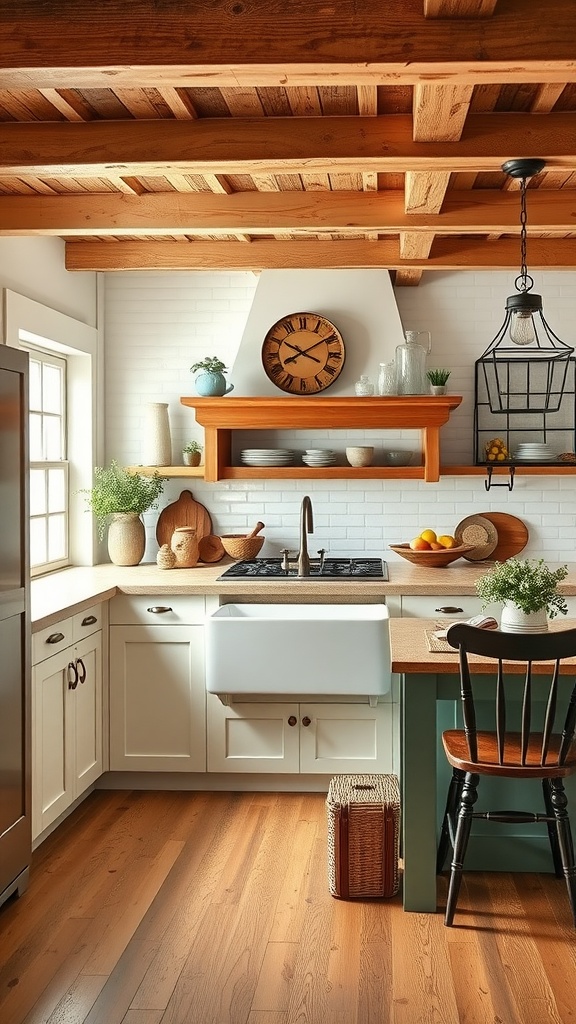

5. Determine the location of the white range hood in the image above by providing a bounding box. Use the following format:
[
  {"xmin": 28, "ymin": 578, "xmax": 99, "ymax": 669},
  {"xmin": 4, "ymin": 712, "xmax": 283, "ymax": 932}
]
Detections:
[{"xmin": 230, "ymin": 269, "xmax": 406, "ymax": 396}]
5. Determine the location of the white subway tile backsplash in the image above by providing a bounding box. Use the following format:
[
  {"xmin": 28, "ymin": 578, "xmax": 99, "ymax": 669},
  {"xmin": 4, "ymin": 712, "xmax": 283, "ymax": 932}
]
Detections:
[{"xmin": 105, "ymin": 269, "xmax": 576, "ymax": 560}]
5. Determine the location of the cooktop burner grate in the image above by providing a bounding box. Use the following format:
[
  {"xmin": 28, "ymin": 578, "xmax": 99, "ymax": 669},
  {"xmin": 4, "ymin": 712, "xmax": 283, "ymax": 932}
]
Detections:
[{"xmin": 217, "ymin": 557, "xmax": 389, "ymax": 581}]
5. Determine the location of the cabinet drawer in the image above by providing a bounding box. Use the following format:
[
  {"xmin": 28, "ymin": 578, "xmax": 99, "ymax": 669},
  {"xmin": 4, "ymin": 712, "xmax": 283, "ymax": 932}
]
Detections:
[
  {"xmin": 401, "ymin": 595, "xmax": 482, "ymax": 619},
  {"xmin": 32, "ymin": 616, "xmax": 74, "ymax": 664},
  {"xmin": 109, "ymin": 594, "xmax": 205, "ymax": 625},
  {"xmin": 73, "ymin": 603, "xmax": 104, "ymax": 640}
]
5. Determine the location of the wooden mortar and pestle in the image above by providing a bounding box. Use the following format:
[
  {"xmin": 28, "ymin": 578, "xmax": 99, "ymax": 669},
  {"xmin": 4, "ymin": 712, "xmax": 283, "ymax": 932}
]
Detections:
[{"xmin": 220, "ymin": 521, "xmax": 265, "ymax": 559}]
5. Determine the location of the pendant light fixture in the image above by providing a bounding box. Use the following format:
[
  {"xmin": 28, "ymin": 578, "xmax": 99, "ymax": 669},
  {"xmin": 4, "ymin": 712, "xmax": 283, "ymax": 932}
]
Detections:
[{"xmin": 474, "ymin": 158, "xmax": 576, "ymax": 484}]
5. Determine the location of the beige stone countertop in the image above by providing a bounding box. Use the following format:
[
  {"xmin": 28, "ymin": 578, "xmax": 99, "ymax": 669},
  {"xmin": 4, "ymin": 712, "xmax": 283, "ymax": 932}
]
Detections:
[
  {"xmin": 389, "ymin": 616, "xmax": 576, "ymax": 674},
  {"xmin": 30, "ymin": 559, "xmax": 576, "ymax": 632}
]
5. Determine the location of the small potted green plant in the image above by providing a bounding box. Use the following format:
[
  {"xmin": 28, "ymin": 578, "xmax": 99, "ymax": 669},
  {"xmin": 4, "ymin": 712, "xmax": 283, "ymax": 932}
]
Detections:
[
  {"xmin": 190, "ymin": 356, "xmax": 234, "ymax": 397},
  {"xmin": 82, "ymin": 460, "xmax": 165, "ymax": 565},
  {"xmin": 426, "ymin": 368, "xmax": 451, "ymax": 395},
  {"xmin": 476, "ymin": 557, "xmax": 568, "ymax": 633},
  {"xmin": 182, "ymin": 439, "xmax": 203, "ymax": 467}
]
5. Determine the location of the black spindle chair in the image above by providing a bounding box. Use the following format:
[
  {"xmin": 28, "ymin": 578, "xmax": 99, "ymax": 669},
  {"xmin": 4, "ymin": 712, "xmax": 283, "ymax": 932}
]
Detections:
[{"xmin": 436, "ymin": 623, "xmax": 576, "ymax": 927}]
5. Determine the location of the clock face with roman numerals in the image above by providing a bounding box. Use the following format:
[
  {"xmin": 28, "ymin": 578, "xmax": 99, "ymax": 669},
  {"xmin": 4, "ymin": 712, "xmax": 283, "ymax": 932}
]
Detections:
[{"xmin": 261, "ymin": 312, "xmax": 346, "ymax": 395}]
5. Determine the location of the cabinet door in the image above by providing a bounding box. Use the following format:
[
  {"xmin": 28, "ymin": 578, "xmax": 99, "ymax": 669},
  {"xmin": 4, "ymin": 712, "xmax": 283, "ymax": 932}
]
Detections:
[
  {"xmin": 299, "ymin": 702, "xmax": 395, "ymax": 774},
  {"xmin": 109, "ymin": 625, "xmax": 206, "ymax": 772},
  {"xmin": 32, "ymin": 648, "xmax": 74, "ymax": 837},
  {"xmin": 207, "ymin": 697, "xmax": 300, "ymax": 773},
  {"xmin": 73, "ymin": 633, "xmax": 103, "ymax": 795}
]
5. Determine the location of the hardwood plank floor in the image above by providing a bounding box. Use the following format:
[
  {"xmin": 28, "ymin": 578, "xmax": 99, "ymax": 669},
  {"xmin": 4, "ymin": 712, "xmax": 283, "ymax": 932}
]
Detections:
[{"xmin": 1, "ymin": 790, "xmax": 575, "ymax": 1024}]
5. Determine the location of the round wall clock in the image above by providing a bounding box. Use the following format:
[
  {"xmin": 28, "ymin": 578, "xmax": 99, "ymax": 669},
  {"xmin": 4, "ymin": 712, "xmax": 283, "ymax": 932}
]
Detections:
[{"xmin": 261, "ymin": 312, "xmax": 346, "ymax": 395}]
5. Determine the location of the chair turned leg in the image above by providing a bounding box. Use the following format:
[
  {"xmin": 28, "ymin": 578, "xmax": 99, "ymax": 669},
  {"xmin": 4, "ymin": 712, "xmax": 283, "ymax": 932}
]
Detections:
[
  {"xmin": 542, "ymin": 778, "xmax": 563, "ymax": 878},
  {"xmin": 437, "ymin": 768, "xmax": 465, "ymax": 874},
  {"xmin": 445, "ymin": 772, "xmax": 479, "ymax": 927},
  {"xmin": 549, "ymin": 777, "xmax": 576, "ymax": 928}
]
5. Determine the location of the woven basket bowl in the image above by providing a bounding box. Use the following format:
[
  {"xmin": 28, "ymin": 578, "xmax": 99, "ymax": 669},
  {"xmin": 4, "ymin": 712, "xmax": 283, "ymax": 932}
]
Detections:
[
  {"xmin": 220, "ymin": 534, "xmax": 265, "ymax": 559},
  {"xmin": 389, "ymin": 542, "xmax": 475, "ymax": 567}
]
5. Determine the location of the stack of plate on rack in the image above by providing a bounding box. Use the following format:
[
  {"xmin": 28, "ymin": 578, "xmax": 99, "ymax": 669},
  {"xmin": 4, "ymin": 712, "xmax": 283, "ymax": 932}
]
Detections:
[
  {"xmin": 302, "ymin": 448, "xmax": 337, "ymax": 467},
  {"xmin": 513, "ymin": 442, "xmax": 557, "ymax": 462},
  {"xmin": 240, "ymin": 448, "xmax": 295, "ymax": 466}
]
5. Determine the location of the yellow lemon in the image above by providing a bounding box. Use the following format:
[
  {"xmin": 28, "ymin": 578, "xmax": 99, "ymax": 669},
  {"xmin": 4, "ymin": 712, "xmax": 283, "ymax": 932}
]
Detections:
[
  {"xmin": 419, "ymin": 529, "xmax": 437, "ymax": 544},
  {"xmin": 438, "ymin": 534, "xmax": 457, "ymax": 549}
]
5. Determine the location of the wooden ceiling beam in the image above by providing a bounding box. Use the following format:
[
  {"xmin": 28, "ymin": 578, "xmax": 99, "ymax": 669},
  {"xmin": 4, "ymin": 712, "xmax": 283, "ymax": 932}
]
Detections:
[
  {"xmin": 1, "ymin": 1, "xmax": 575, "ymax": 85},
  {"xmin": 65, "ymin": 236, "xmax": 576, "ymax": 272},
  {"xmin": 1, "ymin": 114, "xmax": 576, "ymax": 177},
  {"xmin": 3, "ymin": 189, "xmax": 576, "ymax": 235}
]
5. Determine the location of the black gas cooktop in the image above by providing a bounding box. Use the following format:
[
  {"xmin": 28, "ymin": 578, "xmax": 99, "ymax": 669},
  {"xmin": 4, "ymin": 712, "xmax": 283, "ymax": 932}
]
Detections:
[{"xmin": 217, "ymin": 556, "xmax": 389, "ymax": 581}]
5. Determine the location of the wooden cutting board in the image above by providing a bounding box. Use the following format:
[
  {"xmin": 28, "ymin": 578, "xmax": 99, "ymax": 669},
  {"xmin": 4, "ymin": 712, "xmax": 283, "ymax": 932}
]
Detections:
[
  {"xmin": 478, "ymin": 511, "xmax": 529, "ymax": 561},
  {"xmin": 156, "ymin": 490, "xmax": 212, "ymax": 548}
]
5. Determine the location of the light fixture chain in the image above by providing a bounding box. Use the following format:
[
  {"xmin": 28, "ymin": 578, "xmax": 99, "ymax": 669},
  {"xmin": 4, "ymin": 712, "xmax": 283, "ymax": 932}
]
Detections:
[{"xmin": 519, "ymin": 176, "xmax": 529, "ymax": 291}]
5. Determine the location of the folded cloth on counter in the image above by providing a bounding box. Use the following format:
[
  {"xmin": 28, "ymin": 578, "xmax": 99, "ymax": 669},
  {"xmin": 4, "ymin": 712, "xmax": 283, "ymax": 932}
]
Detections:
[{"xmin": 432, "ymin": 615, "xmax": 499, "ymax": 642}]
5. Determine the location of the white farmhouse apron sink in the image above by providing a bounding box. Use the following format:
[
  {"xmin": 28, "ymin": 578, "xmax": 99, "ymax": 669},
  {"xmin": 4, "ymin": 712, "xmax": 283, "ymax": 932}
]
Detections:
[{"xmin": 205, "ymin": 603, "xmax": 391, "ymax": 697}]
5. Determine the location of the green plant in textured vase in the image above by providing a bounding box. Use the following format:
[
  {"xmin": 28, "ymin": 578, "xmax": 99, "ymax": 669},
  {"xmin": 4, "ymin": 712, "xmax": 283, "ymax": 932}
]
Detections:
[
  {"xmin": 475, "ymin": 557, "xmax": 569, "ymax": 618},
  {"xmin": 182, "ymin": 440, "xmax": 203, "ymax": 454},
  {"xmin": 190, "ymin": 356, "xmax": 228, "ymax": 374},
  {"xmin": 426, "ymin": 368, "xmax": 451, "ymax": 386},
  {"xmin": 82, "ymin": 460, "xmax": 165, "ymax": 538}
]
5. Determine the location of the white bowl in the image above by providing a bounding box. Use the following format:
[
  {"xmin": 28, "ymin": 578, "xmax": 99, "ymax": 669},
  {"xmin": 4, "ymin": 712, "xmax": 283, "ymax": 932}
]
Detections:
[{"xmin": 346, "ymin": 446, "xmax": 374, "ymax": 467}]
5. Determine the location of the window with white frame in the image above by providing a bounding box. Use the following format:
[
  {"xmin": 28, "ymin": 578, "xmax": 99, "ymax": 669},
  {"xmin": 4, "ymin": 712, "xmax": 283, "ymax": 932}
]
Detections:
[{"xmin": 26, "ymin": 347, "xmax": 70, "ymax": 575}]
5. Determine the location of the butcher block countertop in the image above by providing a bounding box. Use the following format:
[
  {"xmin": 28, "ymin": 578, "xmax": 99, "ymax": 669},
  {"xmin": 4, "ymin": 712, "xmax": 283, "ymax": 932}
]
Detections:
[
  {"xmin": 388, "ymin": 617, "xmax": 576, "ymax": 675},
  {"xmin": 30, "ymin": 559, "xmax": 576, "ymax": 632}
]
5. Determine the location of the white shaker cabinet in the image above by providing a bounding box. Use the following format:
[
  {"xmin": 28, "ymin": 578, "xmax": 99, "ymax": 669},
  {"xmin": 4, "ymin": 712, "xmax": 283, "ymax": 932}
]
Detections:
[
  {"xmin": 32, "ymin": 605, "xmax": 104, "ymax": 839},
  {"xmin": 207, "ymin": 696, "xmax": 396, "ymax": 775},
  {"xmin": 109, "ymin": 595, "xmax": 206, "ymax": 772}
]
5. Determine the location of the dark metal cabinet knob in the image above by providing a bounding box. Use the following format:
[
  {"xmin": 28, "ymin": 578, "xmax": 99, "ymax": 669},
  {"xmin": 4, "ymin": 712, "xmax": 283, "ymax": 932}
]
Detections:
[
  {"xmin": 288, "ymin": 715, "xmax": 298, "ymax": 727},
  {"xmin": 301, "ymin": 716, "xmax": 312, "ymax": 727}
]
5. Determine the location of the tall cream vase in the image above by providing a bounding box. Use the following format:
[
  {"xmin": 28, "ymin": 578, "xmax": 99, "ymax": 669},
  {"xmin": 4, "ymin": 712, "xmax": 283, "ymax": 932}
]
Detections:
[{"xmin": 107, "ymin": 512, "xmax": 146, "ymax": 566}]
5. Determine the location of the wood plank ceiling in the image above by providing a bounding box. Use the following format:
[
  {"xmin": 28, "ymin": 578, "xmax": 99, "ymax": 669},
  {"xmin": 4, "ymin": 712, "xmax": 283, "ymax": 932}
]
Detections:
[{"xmin": 1, "ymin": 0, "xmax": 576, "ymax": 284}]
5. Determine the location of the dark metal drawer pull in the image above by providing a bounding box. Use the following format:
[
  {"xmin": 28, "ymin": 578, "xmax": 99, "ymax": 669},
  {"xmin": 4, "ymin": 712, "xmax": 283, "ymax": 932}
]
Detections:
[
  {"xmin": 147, "ymin": 606, "xmax": 173, "ymax": 614},
  {"xmin": 67, "ymin": 662, "xmax": 78, "ymax": 690},
  {"xmin": 81, "ymin": 614, "xmax": 98, "ymax": 626},
  {"xmin": 435, "ymin": 606, "xmax": 464, "ymax": 614},
  {"xmin": 47, "ymin": 632, "xmax": 65, "ymax": 644}
]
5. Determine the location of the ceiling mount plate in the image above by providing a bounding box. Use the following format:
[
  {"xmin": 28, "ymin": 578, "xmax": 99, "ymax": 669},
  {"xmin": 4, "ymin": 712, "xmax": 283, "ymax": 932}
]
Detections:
[{"xmin": 502, "ymin": 158, "xmax": 546, "ymax": 179}]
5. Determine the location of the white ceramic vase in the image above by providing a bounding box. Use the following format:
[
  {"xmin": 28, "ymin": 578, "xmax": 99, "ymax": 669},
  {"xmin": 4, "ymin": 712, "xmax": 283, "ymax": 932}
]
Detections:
[
  {"xmin": 143, "ymin": 402, "xmax": 172, "ymax": 466},
  {"xmin": 107, "ymin": 513, "xmax": 146, "ymax": 566},
  {"xmin": 500, "ymin": 601, "xmax": 548, "ymax": 634}
]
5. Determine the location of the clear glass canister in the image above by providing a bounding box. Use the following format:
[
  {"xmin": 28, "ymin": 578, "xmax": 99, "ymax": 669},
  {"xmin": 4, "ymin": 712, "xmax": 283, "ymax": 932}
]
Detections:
[
  {"xmin": 395, "ymin": 331, "xmax": 428, "ymax": 395},
  {"xmin": 354, "ymin": 374, "xmax": 374, "ymax": 396},
  {"xmin": 378, "ymin": 361, "xmax": 397, "ymax": 395}
]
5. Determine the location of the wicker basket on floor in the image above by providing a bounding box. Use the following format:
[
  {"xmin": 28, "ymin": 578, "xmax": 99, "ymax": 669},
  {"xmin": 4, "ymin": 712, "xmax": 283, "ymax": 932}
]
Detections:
[{"xmin": 326, "ymin": 774, "xmax": 400, "ymax": 898}]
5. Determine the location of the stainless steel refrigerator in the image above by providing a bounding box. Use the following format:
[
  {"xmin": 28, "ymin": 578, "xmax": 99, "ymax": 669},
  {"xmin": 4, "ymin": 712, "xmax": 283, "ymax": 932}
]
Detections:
[{"xmin": 0, "ymin": 344, "xmax": 31, "ymax": 911}]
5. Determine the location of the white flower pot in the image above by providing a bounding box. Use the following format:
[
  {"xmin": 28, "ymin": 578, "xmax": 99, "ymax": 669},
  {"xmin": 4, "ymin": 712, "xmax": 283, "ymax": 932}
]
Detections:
[{"xmin": 500, "ymin": 601, "xmax": 548, "ymax": 634}]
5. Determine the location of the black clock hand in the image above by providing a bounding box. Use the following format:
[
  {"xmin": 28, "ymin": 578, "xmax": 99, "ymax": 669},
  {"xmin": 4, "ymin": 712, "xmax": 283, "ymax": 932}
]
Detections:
[
  {"xmin": 290, "ymin": 339, "xmax": 327, "ymax": 359},
  {"xmin": 284, "ymin": 342, "xmax": 322, "ymax": 365}
]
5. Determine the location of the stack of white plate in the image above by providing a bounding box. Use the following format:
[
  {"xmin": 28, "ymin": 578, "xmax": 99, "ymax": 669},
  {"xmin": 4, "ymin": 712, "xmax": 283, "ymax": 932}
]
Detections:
[
  {"xmin": 513, "ymin": 442, "xmax": 557, "ymax": 461},
  {"xmin": 241, "ymin": 448, "xmax": 295, "ymax": 466},
  {"xmin": 302, "ymin": 448, "xmax": 337, "ymax": 467}
]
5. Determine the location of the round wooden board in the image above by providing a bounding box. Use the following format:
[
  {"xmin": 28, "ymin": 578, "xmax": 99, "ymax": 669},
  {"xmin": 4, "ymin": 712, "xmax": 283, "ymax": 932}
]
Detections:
[
  {"xmin": 156, "ymin": 490, "xmax": 212, "ymax": 548},
  {"xmin": 198, "ymin": 534, "xmax": 225, "ymax": 563},
  {"xmin": 477, "ymin": 512, "xmax": 529, "ymax": 561}
]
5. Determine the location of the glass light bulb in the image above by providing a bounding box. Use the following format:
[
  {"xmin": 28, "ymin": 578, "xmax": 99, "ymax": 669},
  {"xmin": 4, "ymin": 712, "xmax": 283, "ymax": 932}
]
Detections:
[{"xmin": 509, "ymin": 310, "xmax": 536, "ymax": 346}]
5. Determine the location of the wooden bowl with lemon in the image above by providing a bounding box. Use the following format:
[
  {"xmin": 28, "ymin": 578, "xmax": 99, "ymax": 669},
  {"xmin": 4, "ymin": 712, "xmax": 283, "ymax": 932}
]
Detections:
[{"xmin": 389, "ymin": 529, "xmax": 475, "ymax": 567}]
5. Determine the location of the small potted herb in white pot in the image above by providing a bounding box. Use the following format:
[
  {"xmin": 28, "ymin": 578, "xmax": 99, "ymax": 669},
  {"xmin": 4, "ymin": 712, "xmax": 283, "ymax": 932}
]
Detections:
[
  {"xmin": 426, "ymin": 368, "xmax": 451, "ymax": 396},
  {"xmin": 476, "ymin": 557, "xmax": 568, "ymax": 633},
  {"xmin": 182, "ymin": 440, "xmax": 203, "ymax": 467}
]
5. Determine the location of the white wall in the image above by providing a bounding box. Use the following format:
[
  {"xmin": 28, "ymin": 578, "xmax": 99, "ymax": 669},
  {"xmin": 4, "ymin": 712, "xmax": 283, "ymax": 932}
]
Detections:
[
  {"xmin": 104, "ymin": 268, "xmax": 576, "ymax": 566},
  {"xmin": 0, "ymin": 237, "xmax": 98, "ymax": 328}
]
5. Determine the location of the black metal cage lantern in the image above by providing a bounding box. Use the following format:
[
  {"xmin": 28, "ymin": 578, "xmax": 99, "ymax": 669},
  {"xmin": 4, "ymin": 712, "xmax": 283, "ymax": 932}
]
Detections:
[
  {"xmin": 475, "ymin": 158, "xmax": 574, "ymax": 418},
  {"xmin": 473, "ymin": 159, "xmax": 569, "ymax": 475}
]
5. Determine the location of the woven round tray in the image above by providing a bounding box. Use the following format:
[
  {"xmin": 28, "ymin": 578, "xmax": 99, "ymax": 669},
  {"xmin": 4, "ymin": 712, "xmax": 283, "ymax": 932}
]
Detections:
[{"xmin": 454, "ymin": 514, "xmax": 498, "ymax": 560}]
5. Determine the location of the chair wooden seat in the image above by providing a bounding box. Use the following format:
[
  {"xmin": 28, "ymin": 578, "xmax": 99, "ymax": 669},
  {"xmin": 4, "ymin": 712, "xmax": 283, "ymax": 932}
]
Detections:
[
  {"xmin": 442, "ymin": 730, "xmax": 576, "ymax": 778},
  {"xmin": 437, "ymin": 622, "xmax": 576, "ymax": 928}
]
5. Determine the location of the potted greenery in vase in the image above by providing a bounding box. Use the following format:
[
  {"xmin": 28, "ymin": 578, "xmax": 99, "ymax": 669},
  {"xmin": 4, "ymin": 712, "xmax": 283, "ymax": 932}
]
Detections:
[
  {"xmin": 476, "ymin": 557, "xmax": 568, "ymax": 633},
  {"xmin": 190, "ymin": 356, "xmax": 234, "ymax": 397},
  {"xmin": 82, "ymin": 460, "xmax": 165, "ymax": 565},
  {"xmin": 182, "ymin": 440, "xmax": 203, "ymax": 467},
  {"xmin": 426, "ymin": 368, "xmax": 451, "ymax": 396}
]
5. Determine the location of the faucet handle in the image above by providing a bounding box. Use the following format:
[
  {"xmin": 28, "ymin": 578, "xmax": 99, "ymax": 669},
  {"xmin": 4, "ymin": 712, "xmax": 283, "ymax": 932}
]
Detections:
[
  {"xmin": 317, "ymin": 547, "xmax": 326, "ymax": 572},
  {"xmin": 280, "ymin": 548, "xmax": 291, "ymax": 572}
]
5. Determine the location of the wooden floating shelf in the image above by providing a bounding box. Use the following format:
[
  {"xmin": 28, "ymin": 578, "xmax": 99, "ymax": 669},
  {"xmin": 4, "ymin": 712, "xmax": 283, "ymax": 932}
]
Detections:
[
  {"xmin": 126, "ymin": 465, "xmax": 204, "ymax": 478},
  {"xmin": 180, "ymin": 395, "xmax": 462, "ymax": 483}
]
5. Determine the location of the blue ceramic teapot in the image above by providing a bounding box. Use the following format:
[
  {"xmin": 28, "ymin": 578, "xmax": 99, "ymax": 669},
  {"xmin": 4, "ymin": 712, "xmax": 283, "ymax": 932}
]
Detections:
[{"xmin": 194, "ymin": 370, "xmax": 234, "ymax": 397}]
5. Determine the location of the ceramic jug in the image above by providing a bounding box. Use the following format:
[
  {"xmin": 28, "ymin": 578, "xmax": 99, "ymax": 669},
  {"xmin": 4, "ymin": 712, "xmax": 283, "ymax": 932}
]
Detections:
[
  {"xmin": 194, "ymin": 371, "xmax": 234, "ymax": 397},
  {"xmin": 170, "ymin": 526, "xmax": 199, "ymax": 568}
]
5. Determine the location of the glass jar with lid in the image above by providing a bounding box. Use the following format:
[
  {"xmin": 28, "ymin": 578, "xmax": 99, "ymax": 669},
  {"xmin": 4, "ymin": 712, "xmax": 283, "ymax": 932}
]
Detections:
[
  {"xmin": 395, "ymin": 331, "xmax": 429, "ymax": 395},
  {"xmin": 354, "ymin": 374, "xmax": 375, "ymax": 396}
]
